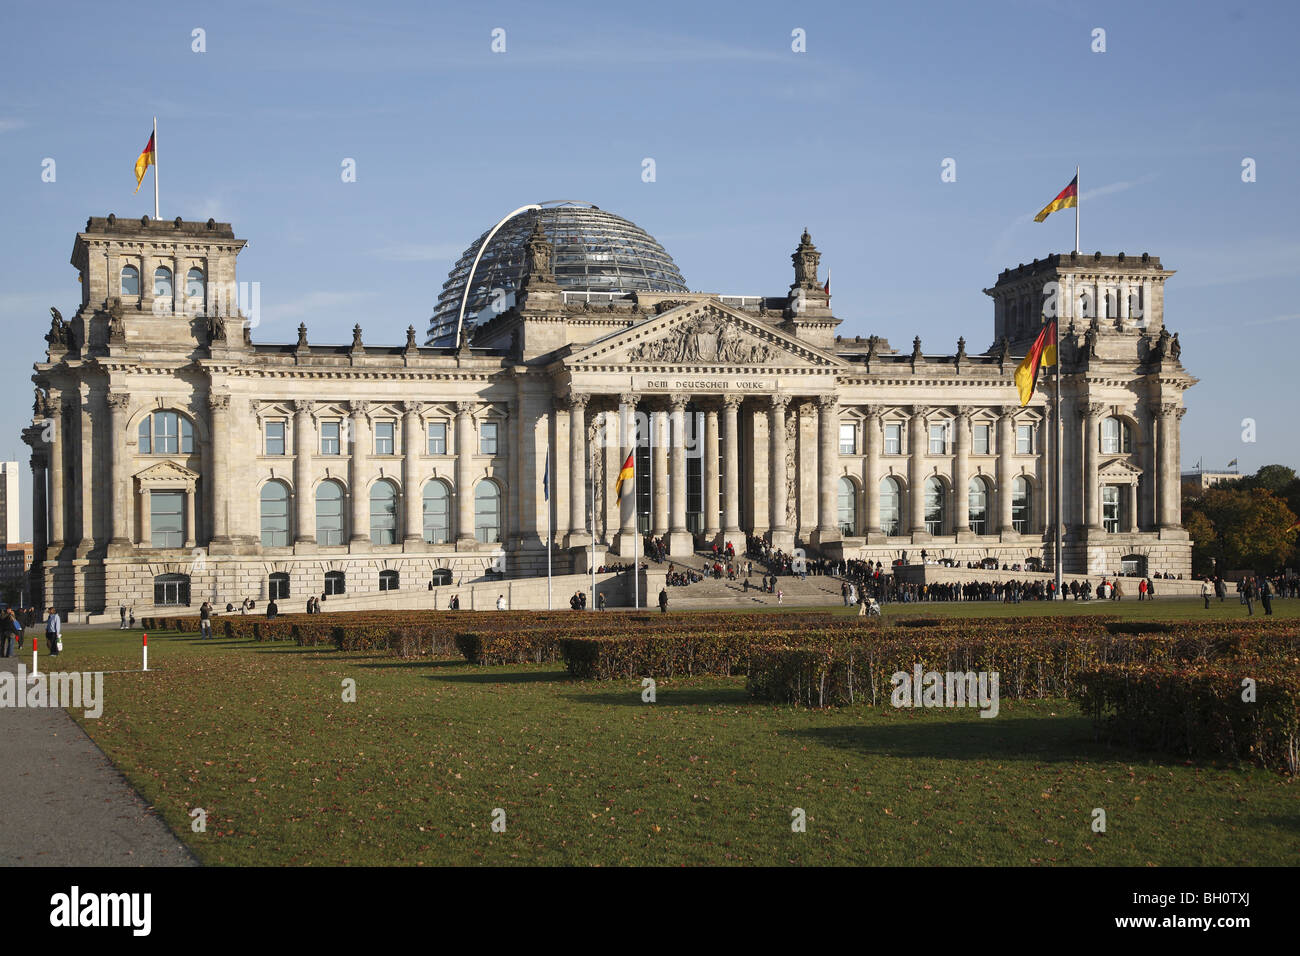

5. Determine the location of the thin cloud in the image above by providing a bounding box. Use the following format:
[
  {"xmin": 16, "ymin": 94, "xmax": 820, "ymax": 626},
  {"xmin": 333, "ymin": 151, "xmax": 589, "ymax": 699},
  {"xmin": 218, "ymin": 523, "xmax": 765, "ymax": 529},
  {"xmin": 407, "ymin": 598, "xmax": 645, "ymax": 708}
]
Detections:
[
  {"xmin": 0, "ymin": 119, "xmax": 26, "ymax": 134},
  {"xmin": 371, "ymin": 243, "xmax": 463, "ymax": 263}
]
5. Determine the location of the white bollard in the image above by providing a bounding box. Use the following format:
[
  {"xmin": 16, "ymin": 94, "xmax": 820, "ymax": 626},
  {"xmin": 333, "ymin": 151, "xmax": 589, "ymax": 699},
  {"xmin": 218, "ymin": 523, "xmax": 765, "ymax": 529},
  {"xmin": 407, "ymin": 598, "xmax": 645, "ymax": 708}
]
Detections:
[
  {"xmin": 31, "ymin": 633, "xmax": 38, "ymax": 680},
  {"xmin": 142, "ymin": 632, "xmax": 148, "ymax": 672}
]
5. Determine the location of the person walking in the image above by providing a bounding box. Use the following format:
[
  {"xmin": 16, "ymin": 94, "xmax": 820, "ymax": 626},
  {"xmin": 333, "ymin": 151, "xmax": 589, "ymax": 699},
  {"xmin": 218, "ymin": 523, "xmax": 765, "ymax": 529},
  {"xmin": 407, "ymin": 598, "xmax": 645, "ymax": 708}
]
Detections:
[
  {"xmin": 658, "ymin": 588, "xmax": 669, "ymax": 613},
  {"xmin": 1112, "ymin": 579, "xmax": 1123, "ymax": 601},
  {"xmin": 119, "ymin": 604, "xmax": 127, "ymax": 629},
  {"xmin": 200, "ymin": 601, "xmax": 213, "ymax": 639},
  {"xmin": 266, "ymin": 598, "xmax": 278, "ymax": 619},
  {"xmin": 1146, "ymin": 578, "xmax": 1156, "ymax": 601},
  {"xmin": 1260, "ymin": 576, "xmax": 1274, "ymax": 616},
  {"xmin": 598, "ymin": 592, "xmax": 607, "ymax": 612},
  {"xmin": 45, "ymin": 606, "xmax": 62, "ymax": 656},
  {"xmin": 0, "ymin": 609, "xmax": 14, "ymax": 658},
  {"xmin": 1137, "ymin": 578, "xmax": 1147, "ymax": 601},
  {"xmin": 128, "ymin": 606, "xmax": 136, "ymax": 628},
  {"xmin": 1201, "ymin": 579, "xmax": 1211, "ymax": 610},
  {"xmin": 496, "ymin": 594, "xmax": 506, "ymax": 611}
]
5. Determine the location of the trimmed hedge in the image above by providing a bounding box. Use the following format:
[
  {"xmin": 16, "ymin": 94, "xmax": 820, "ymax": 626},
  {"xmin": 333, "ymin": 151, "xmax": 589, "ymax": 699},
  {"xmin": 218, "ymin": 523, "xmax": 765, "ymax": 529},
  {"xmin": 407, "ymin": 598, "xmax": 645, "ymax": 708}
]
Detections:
[{"xmin": 1070, "ymin": 660, "xmax": 1300, "ymax": 774}]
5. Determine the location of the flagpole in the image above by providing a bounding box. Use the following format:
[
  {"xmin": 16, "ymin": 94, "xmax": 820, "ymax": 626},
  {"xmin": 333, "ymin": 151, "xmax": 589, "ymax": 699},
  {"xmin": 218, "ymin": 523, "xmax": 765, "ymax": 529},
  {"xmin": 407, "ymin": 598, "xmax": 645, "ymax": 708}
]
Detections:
[
  {"xmin": 589, "ymin": 449, "xmax": 596, "ymax": 611},
  {"xmin": 1074, "ymin": 165, "xmax": 1079, "ymax": 255},
  {"xmin": 1054, "ymin": 317, "xmax": 1063, "ymax": 601},
  {"xmin": 633, "ymin": 439, "xmax": 639, "ymax": 610},
  {"xmin": 546, "ymin": 442, "xmax": 552, "ymax": 611},
  {"xmin": 153, "ymin": 116, "xmax": 159, "ymax": 220}
]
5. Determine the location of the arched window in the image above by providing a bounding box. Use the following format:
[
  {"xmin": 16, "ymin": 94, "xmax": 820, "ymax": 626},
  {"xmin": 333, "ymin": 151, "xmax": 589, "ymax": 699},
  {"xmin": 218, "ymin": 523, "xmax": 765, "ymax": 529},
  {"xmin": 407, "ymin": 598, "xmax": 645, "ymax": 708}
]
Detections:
[
  {"xmin": 837, "ymin": 477, "xmax": 857, "ymax": 535},
  {"xmin": 431, "ymin": 568, "xmax": 452, "ymax": 587},
  {"xmin": 423, "ymin": 479, "xmax": 451, "ymax": 544},
  {"xmin": 924, "ymin": 477, "xmax": 945, "ymax": 535},
  {"xmin": 379, "ymin": 569, "xmax": 400, "ymax": 592},
  {"xmin": 269, "ymin": 572, "xmax": 290, "ymax": 600},
  {"xmin": 1012, "ymin": 477, "xmax": 1032, "ymax": 533},
  {"xmin": 153, "ymin": 573, "xmax": 190, "ymax": 606},
  {"xmin": 474, "ymin": 480, "xmax": 501, "ymax": 544},
  {"xmin": 138, "ymin": 411, "xmax": 194, "ymax": 455},
  {"xmin": 369, "ymin": 479, "xmax": 398, "ymax": 545},
  {"xmin": 315, "ymin": 480, "xmax": 345, "ymax": 545},
  {"xmin": 153, "ymin": 266, "xmax": 173, "ymax": 298},
  {"xmin": 968, "ymin": 476, "xmax": 989, "ymax": 535},
  {"xmin": 1101, "ymin": 417, "xmax": 1132, "ymax": 454},
  {"xmin": 120, "ymin": 264, "xmax": 140, "ymax": 296},
  {"xmin": 185, "ymin": 268, "xmax": 206, "ymax": 299},
  {"xmin": 324, "ymin": 570, "xmax": 346, "ymax": 596},
  {"xmin": 260, "ymin": 480, "xmax": 290, "ymax": 547},
  {"xmin": 879, "ymin": 476, "xmax": 902, "ymax": 536}
]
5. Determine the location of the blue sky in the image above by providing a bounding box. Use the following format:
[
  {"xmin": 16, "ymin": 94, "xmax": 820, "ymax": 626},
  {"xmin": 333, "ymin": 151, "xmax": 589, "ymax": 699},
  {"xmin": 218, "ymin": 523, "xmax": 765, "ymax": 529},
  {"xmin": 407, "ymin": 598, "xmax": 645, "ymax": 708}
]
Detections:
[{"xmin": 1, "ymin": 0, "xmax": 1296, "ymax": 538}]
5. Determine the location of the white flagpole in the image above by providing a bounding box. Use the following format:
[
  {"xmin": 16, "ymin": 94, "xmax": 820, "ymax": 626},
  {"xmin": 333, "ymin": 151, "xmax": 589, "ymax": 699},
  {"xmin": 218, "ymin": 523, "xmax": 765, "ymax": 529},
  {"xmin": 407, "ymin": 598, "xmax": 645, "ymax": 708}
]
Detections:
[
  {"xmin": 546, "ymin": 442, "xmax": 552, "ymax": 611},
  {"xmin": 153, "ymin": 116, "xmax": 159, "ymax": 220},
  {"xmin": 633, "ymin": 443, "xmax": 639, "ymax": 610},
  {"xmin": 1074, "ymin": 164, "xmax": 1079, "ymax": 255}
]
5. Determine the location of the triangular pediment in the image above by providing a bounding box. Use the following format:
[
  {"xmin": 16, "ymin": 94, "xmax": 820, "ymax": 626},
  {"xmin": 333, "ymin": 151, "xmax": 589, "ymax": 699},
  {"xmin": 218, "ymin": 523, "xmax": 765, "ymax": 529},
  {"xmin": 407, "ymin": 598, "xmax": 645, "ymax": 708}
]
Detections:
[
  {"xmin": 135, "ymin": 459, "xmax": 200, "ymax": 484},
  {"xmin": 566, "ymin": 300, "xmax": 845, "ymax": 370},
  {"xmin": 1099, "ymin": 457, "xmax": 1143, "ymax": 478}
]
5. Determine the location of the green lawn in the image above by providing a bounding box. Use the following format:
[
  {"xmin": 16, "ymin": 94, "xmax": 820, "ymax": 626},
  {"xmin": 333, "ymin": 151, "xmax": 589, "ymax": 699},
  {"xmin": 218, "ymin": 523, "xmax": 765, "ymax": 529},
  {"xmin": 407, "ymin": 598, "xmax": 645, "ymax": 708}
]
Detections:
[{"xmin": 53, "ymin": 602, "xmax": 1300, "ymax": 866}]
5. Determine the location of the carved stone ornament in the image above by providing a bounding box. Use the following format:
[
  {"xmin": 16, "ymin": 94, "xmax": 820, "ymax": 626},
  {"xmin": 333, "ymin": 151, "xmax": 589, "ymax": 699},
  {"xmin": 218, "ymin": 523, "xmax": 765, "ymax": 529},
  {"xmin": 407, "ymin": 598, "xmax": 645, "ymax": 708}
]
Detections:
[
  {"xmin": 627, "ymin": 313, "xmax": 776, "ymax": 365},
  {"xmin": 47, "ymin": 307, "xmax": 70, "ymax": 348},
  {"xmin": 206, "ymin": 313, "xmax": 226, "ymax": 343},
  {"xmin": 297, "ymin": 323, "xmax": 309, "ymax": 348},
  {"xmin": 351, "ymin": 324, "xmax": 364, "ymax": 350},
  {"xmin": 107, "ymin": 299, "xmax": 126, "ymax": 343},
  {"xmin": 791, "ymin": 228, "xmax": 821, "ymax": 291},
  {"xmin": 521, "ymin": 217, "xmax": 556, "ymax": 286},
  {"xmin": 406, "ymin": 325, "xmax": 418, "ymax": 350}
]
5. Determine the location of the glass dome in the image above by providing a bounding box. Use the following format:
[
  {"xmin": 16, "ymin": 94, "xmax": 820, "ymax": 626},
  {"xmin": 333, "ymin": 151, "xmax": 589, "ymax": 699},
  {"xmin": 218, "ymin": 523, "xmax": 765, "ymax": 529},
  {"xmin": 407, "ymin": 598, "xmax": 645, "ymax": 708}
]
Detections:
[{"xmin": 427, "ymin": 202, "xmax": 688, "ymax": 346}]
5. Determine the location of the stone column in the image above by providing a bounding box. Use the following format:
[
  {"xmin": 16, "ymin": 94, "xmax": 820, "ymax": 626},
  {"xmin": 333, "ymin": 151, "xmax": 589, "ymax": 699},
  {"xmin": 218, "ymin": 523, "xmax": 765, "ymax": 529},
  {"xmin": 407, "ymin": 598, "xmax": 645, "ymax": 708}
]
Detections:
[
  {"xmin": 293, "ymin": 401, "xmax": 315, "ymax": 546},
  {"xmin": 651, "ymin": 408, "xmax": 669, "ymax": 538},
  {"xmin": 616, "ymin": 393, "xmax": 640, "ymax": 557},
  {"xmin": 184, "ymin": 484, "xmax": 196, "ymax": 549},
  {"xmin": 348, "ymin": 400, "xmax": 370, "ymax": 547},
  {"xmin": 208, "ymin": 392, "xmax": 231, "ymax": 545},
  {"xmin": 812, "ymin": 394, "xmax": 840, "ymax": 548},
  {"xmin": 952, "ymin": 406, "xmax": 971, "ymax": 537},
  {"xmin": 864, "ymin": 406, "xmax": 882, "ymax": 537},
  {"xmin": 402, "ymin": 401, "xmax": 422, "ymax": 545},
  {"xmin": 768, "ymin": 395, "xmax": 793, "ymax": 551},
  {"xmin": 721, "ymin": 396, "xmax": 741, "ymax": 540},
  {"xmin": 667, "ymin": 396, "xmax": 692, "ymax": 555},
  {"xmin": 455, "ymin": 401, "xmax": 476, "ymax": 548},
  {"xmin": 1083, "ymin": 402, "xmax": 1104, "ymax": 529},
  {"xmin": 75, "ymin": 388, "xmax": 96, "ymax": 556},
  {"xmin": 703, "ymin": 404, "xmax": 720, "ymax": 544},
  {"xmin": 567, "ymin": 394, "xmax": 590, "ymax": 548},
  {"xmin": 1127, "ymin": 483, "xmax": 1139, "ymax": 533},
  {"xmin": 107, "ymin": 392, "xmax": 131, "ymax": 550},
  {"xmin": 47, "ymin": 395, "xmax": 66, "ymax": 556},
  {"xmin": 997, "ymin": 406, "xmax": 1016, "ymax": 535},
  {"xmin": 908, "ymin": 406, "xmax": 929, "ymax": 536},
  {"xmin": 139, "ymin": 488, "xmax": 151, "ymax": 546},
  {"xmin": 30, "ymin": 451, "xmax": 47, "ymax": 561},
  {"xmin": 1158, "ymin": 402, "xmax": 1182, "ymax": 529}
]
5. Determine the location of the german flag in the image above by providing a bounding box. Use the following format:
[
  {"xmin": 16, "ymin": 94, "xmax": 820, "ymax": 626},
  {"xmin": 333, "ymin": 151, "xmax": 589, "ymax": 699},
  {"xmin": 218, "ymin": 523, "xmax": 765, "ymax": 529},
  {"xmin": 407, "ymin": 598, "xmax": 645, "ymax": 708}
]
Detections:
[
  {"xmin": 133, "ymin": 131, "xmax": 156, "ymax": 193},
  {"xmin": 1033, "ymin": 174, "xmax": 1077, "ymax": 222},
  {"xmin": 614, "ymin": 451, "xmax": 635, "ymax": 500},
  {"xmin": 1014, "ymin": 322, "xmax": 1057, "ymax": 406}
]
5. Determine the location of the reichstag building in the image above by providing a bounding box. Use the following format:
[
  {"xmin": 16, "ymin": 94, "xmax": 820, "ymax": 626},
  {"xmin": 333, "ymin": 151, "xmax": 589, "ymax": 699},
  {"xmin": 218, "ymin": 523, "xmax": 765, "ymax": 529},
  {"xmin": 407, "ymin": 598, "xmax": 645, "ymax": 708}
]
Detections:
[{"xmin": 27, "ymin": 201, "xmax": 1194, "ymax": 615}]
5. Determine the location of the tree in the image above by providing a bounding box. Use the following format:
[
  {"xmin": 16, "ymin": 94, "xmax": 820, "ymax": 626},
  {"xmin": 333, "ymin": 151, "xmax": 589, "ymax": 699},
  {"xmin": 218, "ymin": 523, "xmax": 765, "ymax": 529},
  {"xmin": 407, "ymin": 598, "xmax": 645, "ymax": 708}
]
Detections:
[
  {"xmin": 1248, "ymin": 464, "xmax": 1296, "ymax": 495},
  {"xmin": 1184, "ymin": 486, "xmax": 1298, "ymax": 572}
]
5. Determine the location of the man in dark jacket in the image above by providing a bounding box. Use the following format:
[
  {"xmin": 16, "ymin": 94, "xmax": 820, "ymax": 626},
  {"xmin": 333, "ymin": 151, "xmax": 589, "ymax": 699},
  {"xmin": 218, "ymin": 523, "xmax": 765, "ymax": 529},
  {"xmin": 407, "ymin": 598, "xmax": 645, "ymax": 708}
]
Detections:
[{"xmin": 658, "ymin": 588, "xmax": 668, "ymax": 613}]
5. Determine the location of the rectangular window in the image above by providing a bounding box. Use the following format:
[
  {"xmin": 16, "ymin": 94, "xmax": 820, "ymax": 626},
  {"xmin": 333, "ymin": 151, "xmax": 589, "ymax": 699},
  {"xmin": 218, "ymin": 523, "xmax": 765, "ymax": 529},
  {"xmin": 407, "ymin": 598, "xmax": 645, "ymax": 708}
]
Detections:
[
  {"xmin": 839, "ymin": 423, "xmax": 856, "ymax": 455},
  {"xmin": 265, "ymin": 421, "xmax": 286, "ymax": 456},
  {"xmin": 374, "ymin": 420, "xmax": 395, "ymax": 455},
  {"xmin": 150, "ymin": 490, "xmax": 185, "ymax": 549},
  {"xmin": 884, "ymin": 423, "xmax": 902, "ymax": 455},
  {"xmin": 480, "ymin": 421, "xmax": 498, "ymax": 455},
  {"xmin": 1102, "ymin": 485, "xmax": 1121, "ymax": 533},
  {"xmin": 972, "ymin": 424, "xmax": 990, "ymax": 455},
  {"xmin": 427, "ymin": 421, "xmax": 447, "ymax": 455},
  {"xmin": 321, "ymin": 421, "xmax": 341, "ymax": 455},
  {"xmin": 929, "ymin": 424, "xmax": 947, "ymax": 455},
  {"xmin": 1016, "ymin": 424, "xmax": 1033, "ymax": 455}
]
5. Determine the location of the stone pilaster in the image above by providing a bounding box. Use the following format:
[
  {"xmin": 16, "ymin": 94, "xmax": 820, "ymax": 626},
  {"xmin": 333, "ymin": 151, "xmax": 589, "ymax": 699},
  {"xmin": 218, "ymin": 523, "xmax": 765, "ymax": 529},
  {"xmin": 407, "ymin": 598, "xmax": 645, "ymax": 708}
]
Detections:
[
  {"xmin": 293, "ymin": 400, "xmax": 315, "ymax": 547},
  {"xmin": 908, "ymin": 405, "xmax": 929, "ymax": 538},
  {"xmin": 651, "ymin": 407, "xmax": 669, "ymax": 538},
  {"xmin": 997, "ymin": 405, "xmax": 1017, "ymax": 536},
  {"xmin": 667, "ymin": 395, "xmax": 692, "ymax": 555},
  {"xmin": 1083, "ymin": 401, "xmax": 1105, "ymax": 530},
  {"xmin": 703, "ymin": 404, "xmax": 720, "ymax": 544},
  {"xmin": 401, "ymin": 401, "xmax": 422, "ymax": 546},
  {"xmin": 454, "ymin": 401, "xmax": 476, "ymax": 548},
  {"xmin": 863, "ymin": 405, "xmax": 883, "ymax": 538},
  {"xmin": 107, "ymin": 392, "xmax": 131, "ymax": 552},
  {"xmin": 811, "ymin": 394, "xmax": 840, "ymax": 549},
  {"xmin": 208, "ymin": 392, "xmax": 231, "ymax": 546},
  {"xmin": 348, "ymin": 400, "xmax": 370, "ymax": 549},
  {"xmin": 952, "ymin": 405, "xmax": 971, "ymax": 539}
]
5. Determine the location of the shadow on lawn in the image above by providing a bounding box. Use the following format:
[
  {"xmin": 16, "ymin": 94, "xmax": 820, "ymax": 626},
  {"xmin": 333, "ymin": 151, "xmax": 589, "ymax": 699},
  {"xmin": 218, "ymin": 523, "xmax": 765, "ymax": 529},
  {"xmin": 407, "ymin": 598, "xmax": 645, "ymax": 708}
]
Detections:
[
  {"xmin": 568, "ymin": 686, "xmax": 751, "ymax": 708},
  {"xmin": 427, "ymin": 668, "xmax": 567, "ymax": 685},
  {"xmin": 782, "ymin": 717, "xmax": 1103, "ymax": 763}
]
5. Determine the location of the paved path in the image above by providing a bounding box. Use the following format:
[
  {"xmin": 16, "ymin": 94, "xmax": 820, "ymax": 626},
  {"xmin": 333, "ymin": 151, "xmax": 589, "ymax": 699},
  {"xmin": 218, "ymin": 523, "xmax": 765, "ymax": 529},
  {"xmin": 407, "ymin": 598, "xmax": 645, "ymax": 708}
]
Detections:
[{"xmin": 0, "ymin": 652, "xmax": 197, "ymax": 866}]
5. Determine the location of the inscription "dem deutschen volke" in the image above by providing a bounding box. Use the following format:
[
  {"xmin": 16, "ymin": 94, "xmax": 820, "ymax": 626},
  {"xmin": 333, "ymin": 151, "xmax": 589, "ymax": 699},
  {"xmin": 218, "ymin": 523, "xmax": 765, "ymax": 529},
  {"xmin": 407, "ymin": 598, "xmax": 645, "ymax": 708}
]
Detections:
[{"xmin": 640, "ymin": 380, "xmax": 769, "ymax": 390}]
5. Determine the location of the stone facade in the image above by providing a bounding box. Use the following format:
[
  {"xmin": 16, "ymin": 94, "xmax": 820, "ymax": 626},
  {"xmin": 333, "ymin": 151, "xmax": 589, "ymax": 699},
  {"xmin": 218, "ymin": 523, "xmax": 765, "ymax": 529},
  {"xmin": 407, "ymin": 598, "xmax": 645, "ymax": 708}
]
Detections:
[{"xmin": 26, "ymin": 216, "xmax": 1195, "ymax": 617}]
